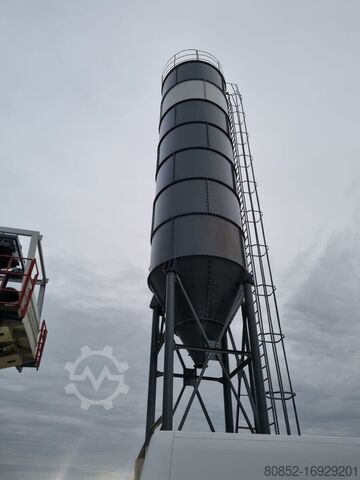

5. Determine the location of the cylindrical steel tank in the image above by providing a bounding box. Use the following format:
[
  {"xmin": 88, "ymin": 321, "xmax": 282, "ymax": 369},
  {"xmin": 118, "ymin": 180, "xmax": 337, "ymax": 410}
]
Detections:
[{"xmin": 148, "ymin": 51, "xmax": 247, "ymax": 366}]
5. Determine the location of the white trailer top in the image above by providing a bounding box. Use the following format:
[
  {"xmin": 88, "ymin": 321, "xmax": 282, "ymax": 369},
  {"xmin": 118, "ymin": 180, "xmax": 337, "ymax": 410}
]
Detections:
[{"xmin": 139, "ymin": 431, "xmax": 360, "ymax": 480}]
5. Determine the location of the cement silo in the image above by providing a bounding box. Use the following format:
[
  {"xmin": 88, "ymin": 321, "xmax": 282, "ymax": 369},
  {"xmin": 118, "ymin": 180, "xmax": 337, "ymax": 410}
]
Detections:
[
  {"xmin": 149, "ymin": 57, "xmax": 248, "ymax": 368},
  {"xmin": 139, "ymin": 51, "xmax": 300, "ymax": 465}
]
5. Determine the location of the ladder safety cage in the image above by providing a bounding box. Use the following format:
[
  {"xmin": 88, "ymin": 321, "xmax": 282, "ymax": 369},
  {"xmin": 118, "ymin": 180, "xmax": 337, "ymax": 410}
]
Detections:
[{"xmin": 226, "ymin": 84, "xmax": 301, "ymax": 435}]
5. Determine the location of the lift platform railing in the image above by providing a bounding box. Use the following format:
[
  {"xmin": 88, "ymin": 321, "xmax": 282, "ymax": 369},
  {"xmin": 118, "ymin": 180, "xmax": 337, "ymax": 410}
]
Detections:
[
  {"xmin": 0, "ymin": 255, "xmax": 39, "ymax": 318},
  {"xmin": 34, "ymin": 320, "xmax": 48, "ymax": 369}
]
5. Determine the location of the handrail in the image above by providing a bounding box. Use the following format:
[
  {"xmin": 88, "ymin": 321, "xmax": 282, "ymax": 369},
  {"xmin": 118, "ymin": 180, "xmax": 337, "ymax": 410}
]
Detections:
[
  {"xmin": 0, "ymin": 254, "xmax": 39, "ymax": 318},
  {"xmin": 162, "ymin": 49, "xmax": 223, "ymax": 81}
]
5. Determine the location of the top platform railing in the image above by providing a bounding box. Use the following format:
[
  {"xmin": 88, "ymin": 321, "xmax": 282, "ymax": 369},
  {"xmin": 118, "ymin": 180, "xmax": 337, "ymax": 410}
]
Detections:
[{"xmin": 162, "ymin": 49, "xmax": 224, "ymax": 82}]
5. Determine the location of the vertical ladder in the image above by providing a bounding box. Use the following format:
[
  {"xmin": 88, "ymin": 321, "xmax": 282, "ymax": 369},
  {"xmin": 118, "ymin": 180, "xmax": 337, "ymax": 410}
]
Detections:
[{"xmin": 227, "ymin": 84, "xmax": 301, "ymax": 435}]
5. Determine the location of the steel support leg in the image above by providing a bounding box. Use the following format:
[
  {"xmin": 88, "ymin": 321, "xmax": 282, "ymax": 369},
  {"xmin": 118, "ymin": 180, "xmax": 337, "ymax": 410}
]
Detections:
[
  {"xmin": 241, "ymin": 303, "xmax": 258, "ymax": 427},
  {"xmin": 161, "ymin": 271, "xmax": 176, "ymax": 430},
  {"xmin": 243, "ymin": 281, "xmax": 270, "ymax": 434},
  {"xmin": 222, "ymin": 335, "xmax": 234, "ymax": 432},
  {"xmin": 145, "ymin": 304, "xmax": 160, "ymax": 445}
]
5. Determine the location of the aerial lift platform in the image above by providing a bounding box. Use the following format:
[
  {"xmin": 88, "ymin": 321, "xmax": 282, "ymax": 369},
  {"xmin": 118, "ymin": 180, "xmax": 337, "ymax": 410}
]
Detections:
[{"xmin": 0, "ymin": 227, "xmax": 48, "ymax": 371}]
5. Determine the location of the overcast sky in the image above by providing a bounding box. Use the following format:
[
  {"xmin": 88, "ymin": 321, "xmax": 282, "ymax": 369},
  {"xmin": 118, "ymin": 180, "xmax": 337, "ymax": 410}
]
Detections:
[{"xmin": 0, "ymin": 0, "xmax": 359, "ymax": 479}]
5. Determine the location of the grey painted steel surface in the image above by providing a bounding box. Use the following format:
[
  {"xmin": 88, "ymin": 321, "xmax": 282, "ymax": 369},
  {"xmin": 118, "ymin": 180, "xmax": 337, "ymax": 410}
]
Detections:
[
  {"xmin": 161, "ymin": 80, "xmax": 228, "ymax": 116},
  {"xmin": 159, "ymin": 99, "xmax": 230, "ymax": 140},
  {"xmin": 148, "ymin": 60, "xmax": 247, "ymax": 367},
  {"xmin": 162, "ymin": 59, "xmax": 225, "ymax": 95},
  {"xmin": 139, "ymin": 432, "xmax": 360, "ymax": 480}
]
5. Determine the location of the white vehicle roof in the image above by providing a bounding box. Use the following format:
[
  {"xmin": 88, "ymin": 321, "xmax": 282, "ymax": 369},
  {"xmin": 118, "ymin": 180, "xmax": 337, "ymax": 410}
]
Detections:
[{"xmin": 139, "ymin": 431, "xmax": 360, "ymax": 480}]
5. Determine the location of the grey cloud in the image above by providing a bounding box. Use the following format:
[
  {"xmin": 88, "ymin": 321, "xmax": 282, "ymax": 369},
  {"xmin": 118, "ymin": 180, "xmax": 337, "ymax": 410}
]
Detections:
[
  {"xmin": 282, "ymin": 227, "xmax": 360, "ymax": 437},
  {"xmin": 1, "ymin": 0, "xmax": 360, "ymax": 478},
  {"xmin": 0, "ymin": 254, "xmax": 150, "ymax": 479}
]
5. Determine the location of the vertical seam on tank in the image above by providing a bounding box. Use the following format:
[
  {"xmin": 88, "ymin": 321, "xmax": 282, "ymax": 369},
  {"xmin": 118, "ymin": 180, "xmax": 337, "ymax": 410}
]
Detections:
[
  {"xmin": 151, "ymin": 204, "xmax": 155, "ymax": 237},
  {"xmin": 226, "ymin": 100, "xmax": 237, "ymax": 190},
  {"xmin": 173, "ymin": 154, "xmax": 176, "ymax": 183},
  {"xmin": 226, "ymin": 115, "xmax": 231, "ymax": 137},
  {"xmin": 205, "ymin": 257, "xmax": 213, "ymax": 319},
  {"xmin": 230, "ymin": 156, "xmax": 237, "ymax": 191},
  {"xmin": 205, "ymin": 123, "xmax": 210, "ymax": 147},
  {"xmin": 239, "ymin": 226, "xmax": 246, "ymax": 266},
  {"xmin": 170, "ymin": 217, "xmax": 175, "ymax": 259},
  {"xmin": 205, "ymin": 177, "xmax": 212, "ymax": 319},
  {"xmin": 205, "ymin": 178, "xmax": 210, "ymax": 213}
]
